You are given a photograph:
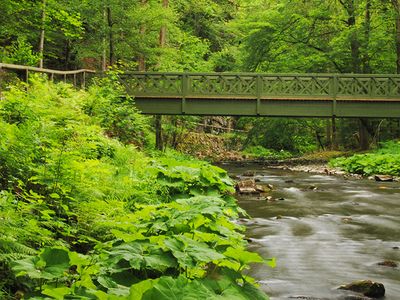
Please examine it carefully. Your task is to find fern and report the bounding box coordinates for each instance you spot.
[0,238,36,263]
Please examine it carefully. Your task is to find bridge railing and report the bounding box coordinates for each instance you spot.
[0,63,96,89]
[120,72,400,100]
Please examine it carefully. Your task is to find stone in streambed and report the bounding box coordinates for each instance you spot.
[235,179,259,194]
[236,179,273,194]
[338,280,385,298]
[242,170,255,177]
[374,175,393,182]
[377,260,398,268]
[256,185,267,193]
[308,184,318,190]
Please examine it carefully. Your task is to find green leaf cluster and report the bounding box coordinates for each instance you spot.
[330,141,400,176]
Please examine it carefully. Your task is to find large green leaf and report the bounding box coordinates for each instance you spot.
[142,276,217,300]
[128,278,159,300]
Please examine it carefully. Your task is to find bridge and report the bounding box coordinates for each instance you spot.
[120,72,400,118]
[1,63,400,118]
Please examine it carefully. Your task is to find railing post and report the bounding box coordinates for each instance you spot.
[82,72,86,89]
[73,73,77,87]
[181,74,188,114]
[331,75,338,116]
[370,76,376,98]
[256,75,262,115]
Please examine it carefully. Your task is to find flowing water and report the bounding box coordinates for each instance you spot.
[222,163,400,300]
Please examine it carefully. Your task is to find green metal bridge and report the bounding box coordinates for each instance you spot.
[2,63,400,118]
[120,72,400,118]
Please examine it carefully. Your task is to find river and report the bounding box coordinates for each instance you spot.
[222,163,400,300]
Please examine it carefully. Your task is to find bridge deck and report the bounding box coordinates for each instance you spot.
[120,72,400,118]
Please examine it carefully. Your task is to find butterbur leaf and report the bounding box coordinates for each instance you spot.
[241,282,270,300]
[142,276,216,300]
[40,247,71,278]
[42,287,71,299]
[266,257,276,268]
[224,247,264,266]
[12,256,42,279]
[128,278,159,300]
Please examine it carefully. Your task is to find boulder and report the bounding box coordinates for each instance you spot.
[236,179,272,194]
[374,175,393,182]
[338,280,385,298]
[235,179,258,194]
[242,170,255,177]
[377,260,398,268]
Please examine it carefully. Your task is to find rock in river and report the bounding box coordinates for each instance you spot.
[242,170,255,177]
[235,179,259,194]
[374,175,393,182]
[338,280,385,298]
[377,260,398,268]
[236,178,271,194]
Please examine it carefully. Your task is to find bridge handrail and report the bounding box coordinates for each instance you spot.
[121,71,400,78]
[0,62,95,75]
[120,72,400,100]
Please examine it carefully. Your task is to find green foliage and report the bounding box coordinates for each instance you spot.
[0,79,271,298]
[330,141,400,176]
[85,71,151,147]
[0,38,41,66]
[238,118,320,155]
[243,146,292,160]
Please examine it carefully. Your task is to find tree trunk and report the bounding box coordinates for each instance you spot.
[362,0,371,73]
[331,117,338,150]
[359,119,370,150]
[107,7,114,66]
[101,7,107,71]
[39,0,46,68]
[138,0,147,71]
[342,0,370,149]
[392,0,400,73]
[154,0,169,151]
[326,119,332,149]
[155,115,163,151]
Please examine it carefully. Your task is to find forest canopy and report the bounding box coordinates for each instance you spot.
[1,0,400,74]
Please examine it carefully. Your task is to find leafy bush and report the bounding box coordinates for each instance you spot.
[0,38,41,66]
[330,141,400,175]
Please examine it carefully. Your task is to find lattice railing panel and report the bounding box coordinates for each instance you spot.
[189,75,256,96]
[337,76,400,97]
[121,72,400,100]
[122,74,182,95]
[262,76,331,96]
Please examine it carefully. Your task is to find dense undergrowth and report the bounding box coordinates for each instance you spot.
[330,141,400,176]
[0,77,274,299]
